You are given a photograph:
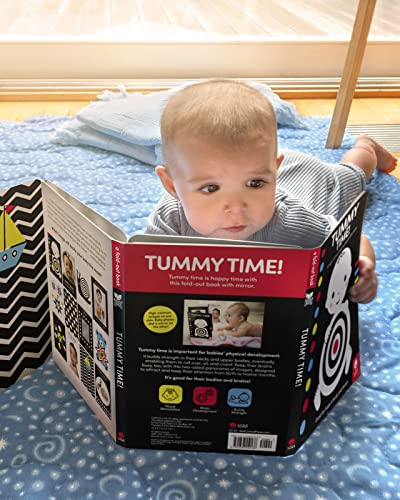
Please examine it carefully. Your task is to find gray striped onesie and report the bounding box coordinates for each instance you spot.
[145,151,366,248]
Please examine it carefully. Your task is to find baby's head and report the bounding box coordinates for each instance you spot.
[63,252,74,280]
[211,308,221,321]
[69,343,78,365]
[225,302,250,327]
[157,79,282,240]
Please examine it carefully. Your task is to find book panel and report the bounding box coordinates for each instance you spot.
[0,180,51,388]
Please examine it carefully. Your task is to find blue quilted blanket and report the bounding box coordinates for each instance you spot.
[0,115,399,499]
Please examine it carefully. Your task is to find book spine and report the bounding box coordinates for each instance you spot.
[285,249,321,455]
[112,241,128,446]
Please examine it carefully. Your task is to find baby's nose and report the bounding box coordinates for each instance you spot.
[223,197,247,214]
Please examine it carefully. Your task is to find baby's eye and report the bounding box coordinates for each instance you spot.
[246,179,266,189]
[200,184,219,194]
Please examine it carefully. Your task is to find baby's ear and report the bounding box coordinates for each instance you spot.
[276,153,284,170]
[155,166,178,198]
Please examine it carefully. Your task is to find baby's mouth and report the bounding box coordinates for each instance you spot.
[224,225,247,233]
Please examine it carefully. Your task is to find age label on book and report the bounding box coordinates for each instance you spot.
[143,306,178,334]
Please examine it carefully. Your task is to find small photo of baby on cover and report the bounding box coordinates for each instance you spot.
[182,299,265,349]
[92,278,108,333]
[62,251,77,298]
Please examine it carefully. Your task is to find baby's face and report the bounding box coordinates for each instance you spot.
[225,307,242,327]
[212,310,220,320]
[63,256,73,279]
[160,136,279,240]
[69,345,77,365]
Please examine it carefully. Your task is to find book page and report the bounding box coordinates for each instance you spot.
[42,182,116,438]
[0,179,51,388]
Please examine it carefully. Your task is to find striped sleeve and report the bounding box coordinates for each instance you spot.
[277,150,365,219]
[145,193,193,236]
[263,190,337,248]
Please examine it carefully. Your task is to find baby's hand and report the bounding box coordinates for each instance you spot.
[348,256,377,304]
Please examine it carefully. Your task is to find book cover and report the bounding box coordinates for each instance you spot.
[284,193,366,453]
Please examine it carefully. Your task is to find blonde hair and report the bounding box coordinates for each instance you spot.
[228,302,250,320]
[161,79,277,164]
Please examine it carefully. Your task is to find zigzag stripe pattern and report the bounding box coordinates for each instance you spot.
[0,180,51,388]
[0,320,50,370]
[0,267,47,310]
[0,306,49,347]
[0,179,41,204]
[0,260,47,300]
[0,341,51,387]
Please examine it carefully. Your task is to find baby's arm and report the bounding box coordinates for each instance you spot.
[219,322,263,338]
[237,322,263,337]
[349,234,377,304]
[217,324,234,333]
[145,193,183,235]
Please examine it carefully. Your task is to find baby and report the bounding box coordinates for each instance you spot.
[95,288,105,322]
[211,307,224,332]
[69,343,79,377]
[63,251,75,283]
[146,79,397,304]
[216,303,263,338]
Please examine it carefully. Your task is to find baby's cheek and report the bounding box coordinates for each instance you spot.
[187,207,216,234]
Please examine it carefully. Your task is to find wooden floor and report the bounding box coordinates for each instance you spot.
[0,96,399,180]
[1,0,399,39]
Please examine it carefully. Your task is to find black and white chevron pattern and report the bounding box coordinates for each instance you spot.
[0,180,51,388]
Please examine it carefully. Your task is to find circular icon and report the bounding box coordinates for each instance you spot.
[143,306,178,334]
[52,257,61,275]
[194,327,208,338]
[314,304,352,411]
[323,311,349,381]
[78,276,90,300]
[96,377,110,406]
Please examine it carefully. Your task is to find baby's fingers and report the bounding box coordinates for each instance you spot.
[358,255,375,278]
[349,274,378,304]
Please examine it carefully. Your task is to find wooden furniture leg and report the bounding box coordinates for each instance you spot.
[325,0,376,149]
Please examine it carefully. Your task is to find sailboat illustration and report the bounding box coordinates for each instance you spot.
[0,205,26,272]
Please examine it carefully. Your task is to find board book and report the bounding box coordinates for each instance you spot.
[0,179,367,455]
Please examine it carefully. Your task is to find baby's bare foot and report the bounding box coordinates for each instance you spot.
[356,135,397,173]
